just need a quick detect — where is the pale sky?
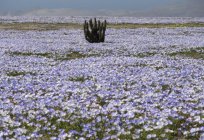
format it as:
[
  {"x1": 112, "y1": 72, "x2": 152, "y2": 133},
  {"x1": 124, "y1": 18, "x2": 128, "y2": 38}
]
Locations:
[{"x1": 0, "y1": 0, "x2": 203, "y2": 17}]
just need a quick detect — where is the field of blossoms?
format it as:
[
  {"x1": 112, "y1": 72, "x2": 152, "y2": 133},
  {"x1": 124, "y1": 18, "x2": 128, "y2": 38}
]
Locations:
[
  {"x1": 0, "y1": 17, "x2": 204, "y2": 139},
  {"x1": 1, "y1": 16, "x2": 204, "y2": 24}
]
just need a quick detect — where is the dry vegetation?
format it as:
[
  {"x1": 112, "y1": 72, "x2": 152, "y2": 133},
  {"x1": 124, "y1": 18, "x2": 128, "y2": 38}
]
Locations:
[{"x1": 0, "y1": 22, "x2": 204, "y2": 30}]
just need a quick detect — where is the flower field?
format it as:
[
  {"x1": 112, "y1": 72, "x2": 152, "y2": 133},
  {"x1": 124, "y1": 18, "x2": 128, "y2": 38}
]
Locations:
[{"x1": 0, "y1": 17, "x2": 204, "y2": 139}]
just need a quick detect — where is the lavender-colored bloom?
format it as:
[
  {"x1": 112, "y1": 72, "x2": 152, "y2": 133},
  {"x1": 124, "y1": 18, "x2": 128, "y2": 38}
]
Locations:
[{"x1": 0, "y1": 17, "x2": 204, "y2": 139}]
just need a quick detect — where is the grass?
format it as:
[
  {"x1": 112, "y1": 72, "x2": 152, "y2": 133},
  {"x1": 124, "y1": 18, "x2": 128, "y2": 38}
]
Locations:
[
  {"x1": 110, "y1": 22, "x2": 204, "y2": 29},
  {"x1": 168, "y1": 47, "x2": 204, "y2": 59},
  {"x1": 155, "y1": 66, "x2": 164, "y2": 70},
  {"x1": 8, "y1": 51, "x2": 52, "y2": 58},
  {"x1": 69, "y1": 76, "x2": 90, "y2": 82},
  {"x1": 0, "y1": 22, "x2": 81, "y2": 31},
  {"x1": 6, "y1": 70, "x2": 35, "y2": 77},
  {"x1": 161, "y1": 84, "x2": 171, "y2": 91},
  {"x1": 0, "y1": 22, "x2": 204, "y2": 30},
  {"x1": 7, "y1": 51, "x2": 97, "y2": 60},
  {"x1": 56, "y1": 51, "x2": 97, "y2": 61}
]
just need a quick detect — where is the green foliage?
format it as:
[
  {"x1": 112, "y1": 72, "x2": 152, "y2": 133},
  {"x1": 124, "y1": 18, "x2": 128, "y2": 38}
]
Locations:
[
  {"x1": 168, "y1": 47, "x2": 204, "y2": 59},
  {"x1": 69, "y1": 76, "x2": 90, "y2": 82},
  {"x1": 6, "y1": 71, "x2": 35, "y2": 77},
  {"x1": 84, "y1": 18, "x2": 107, "y2": 43},
  {"x1": 56, "y1": 51, "x2": 91, "y2": 60},
  {"x1": 161, "y1": 84, "x2": 171, "y2": 91},
  {"x1": 7, "y1": 51, "x2": 97, "y2": 61},
  {"x1": 8, "y1": 51, "x2": 52, "y2": 58}
]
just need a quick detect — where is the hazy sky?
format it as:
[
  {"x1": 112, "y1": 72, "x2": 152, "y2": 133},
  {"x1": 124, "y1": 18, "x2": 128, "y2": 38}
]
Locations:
[{"x1": 0, "y1": 0, "x2": 203, "y2": 17}]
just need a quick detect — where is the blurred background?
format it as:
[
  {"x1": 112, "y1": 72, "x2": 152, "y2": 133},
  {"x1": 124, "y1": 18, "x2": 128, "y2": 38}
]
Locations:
[{"x1": 0, "y1": 0, "x2": 203, "y2": 17}]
